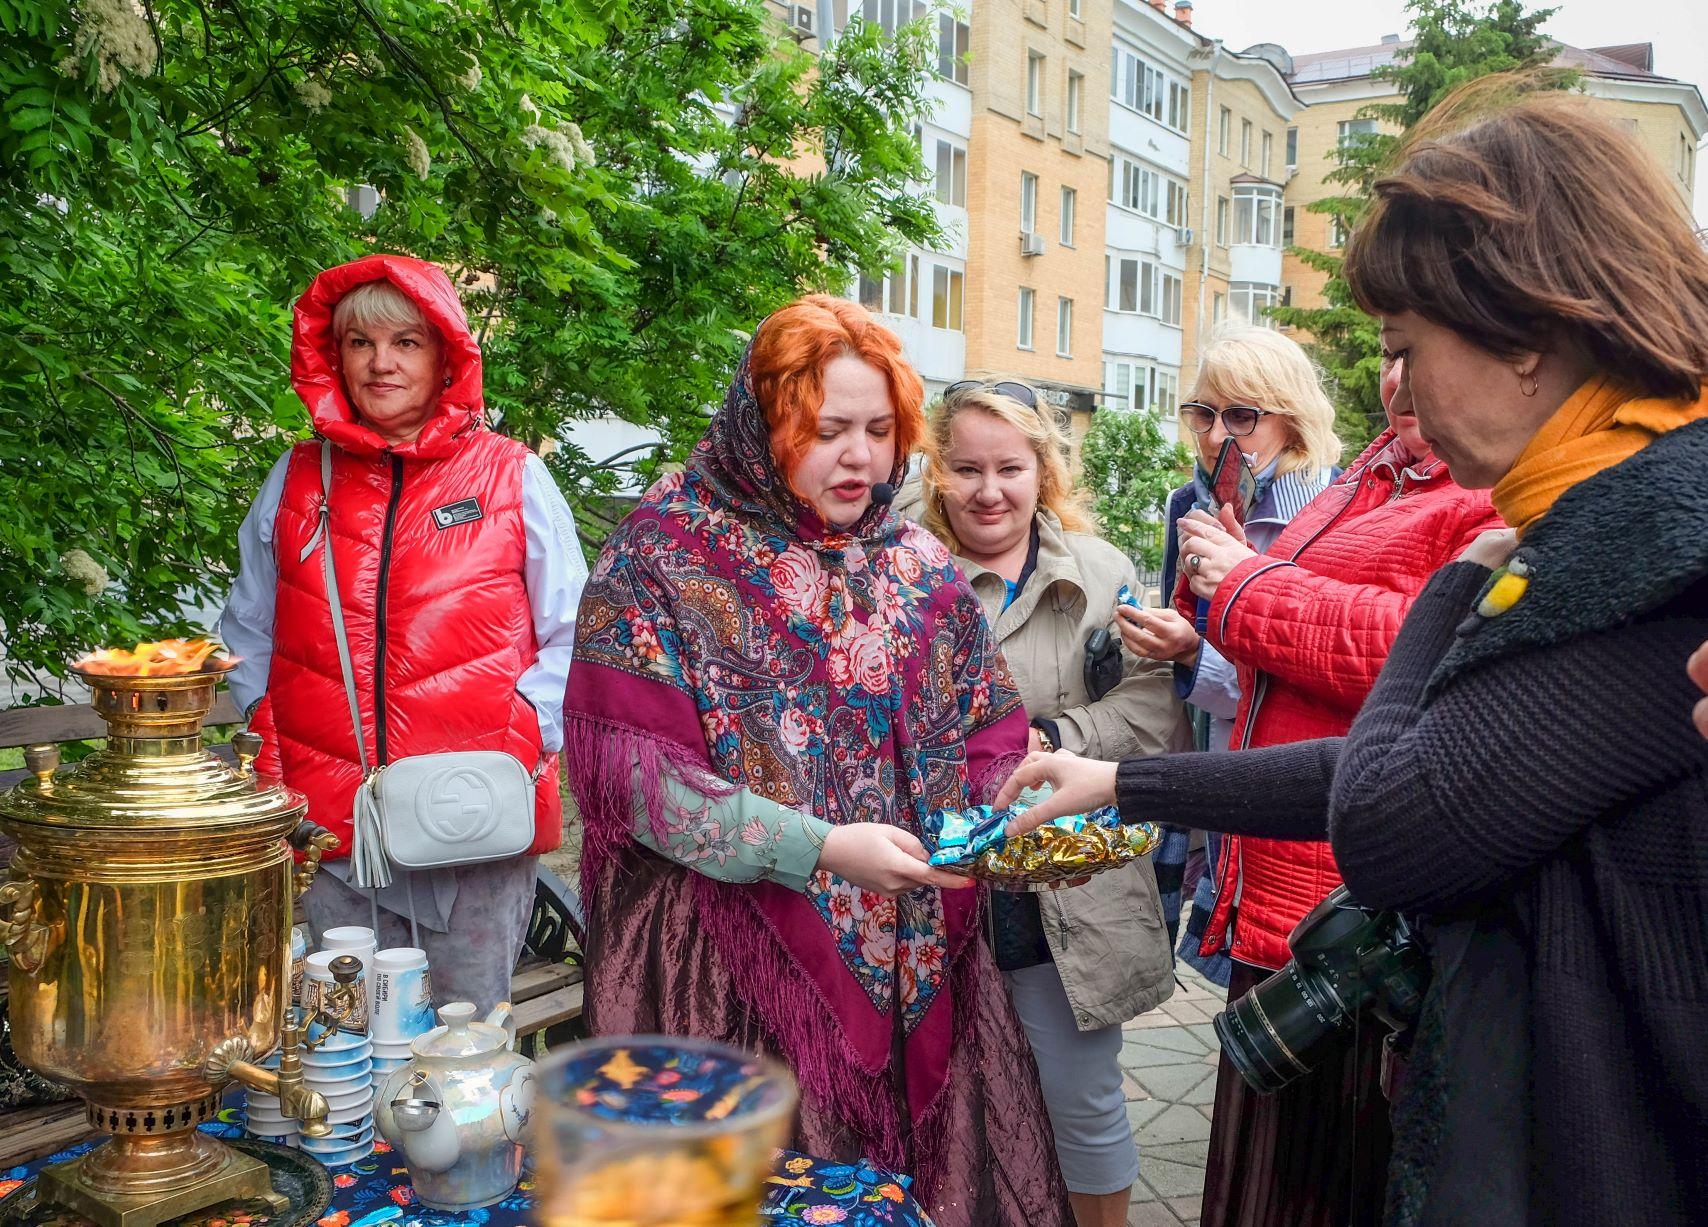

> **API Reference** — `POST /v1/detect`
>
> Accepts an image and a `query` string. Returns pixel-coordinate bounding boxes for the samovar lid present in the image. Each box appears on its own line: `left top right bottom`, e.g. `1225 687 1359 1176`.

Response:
0 666 306 833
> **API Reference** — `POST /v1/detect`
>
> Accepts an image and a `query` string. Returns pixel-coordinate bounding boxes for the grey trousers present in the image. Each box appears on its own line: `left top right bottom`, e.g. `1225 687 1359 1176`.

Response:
301 856 538 1015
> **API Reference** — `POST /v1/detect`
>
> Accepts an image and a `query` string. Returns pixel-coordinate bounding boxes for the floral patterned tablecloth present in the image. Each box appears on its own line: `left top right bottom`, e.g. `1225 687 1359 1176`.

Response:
0 1115 935 1227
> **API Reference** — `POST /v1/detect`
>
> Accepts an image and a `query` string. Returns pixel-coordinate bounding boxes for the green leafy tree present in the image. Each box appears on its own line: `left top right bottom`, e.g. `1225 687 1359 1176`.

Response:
0 0 940 689
1079 410 1190 570
1269 0 1569 450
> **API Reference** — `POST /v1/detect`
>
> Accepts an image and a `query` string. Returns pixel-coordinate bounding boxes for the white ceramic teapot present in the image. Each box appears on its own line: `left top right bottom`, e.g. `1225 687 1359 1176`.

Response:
374 1002 535 1212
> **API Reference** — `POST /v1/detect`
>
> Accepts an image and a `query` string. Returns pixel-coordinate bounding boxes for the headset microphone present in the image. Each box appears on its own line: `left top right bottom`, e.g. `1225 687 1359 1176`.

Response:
871 482 896 506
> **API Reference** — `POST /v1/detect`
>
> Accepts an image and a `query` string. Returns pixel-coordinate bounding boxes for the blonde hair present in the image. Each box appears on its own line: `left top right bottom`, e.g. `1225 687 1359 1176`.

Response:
332 279 433 340
920 380 1096 554
1191 326 1341 472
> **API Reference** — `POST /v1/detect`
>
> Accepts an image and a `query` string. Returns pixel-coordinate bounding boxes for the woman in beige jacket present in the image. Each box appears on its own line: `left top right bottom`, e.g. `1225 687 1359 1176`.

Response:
905 380 1190 1227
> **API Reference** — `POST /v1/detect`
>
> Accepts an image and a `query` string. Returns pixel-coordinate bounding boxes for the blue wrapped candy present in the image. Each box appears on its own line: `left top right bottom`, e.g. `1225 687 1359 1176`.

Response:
1116 582 1143 612
923 800 1156 887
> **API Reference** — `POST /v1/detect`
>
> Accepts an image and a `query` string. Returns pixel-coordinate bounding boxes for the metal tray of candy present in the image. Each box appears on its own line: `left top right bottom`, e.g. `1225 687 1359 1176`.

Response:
926 804 1162 892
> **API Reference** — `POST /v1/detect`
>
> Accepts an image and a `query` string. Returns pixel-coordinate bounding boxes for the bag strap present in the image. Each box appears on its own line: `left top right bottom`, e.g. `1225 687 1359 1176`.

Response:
311 440 393 898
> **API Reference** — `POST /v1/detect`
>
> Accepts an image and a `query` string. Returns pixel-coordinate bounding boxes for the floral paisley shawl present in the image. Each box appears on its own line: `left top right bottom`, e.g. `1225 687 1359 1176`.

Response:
565 339 1026 1147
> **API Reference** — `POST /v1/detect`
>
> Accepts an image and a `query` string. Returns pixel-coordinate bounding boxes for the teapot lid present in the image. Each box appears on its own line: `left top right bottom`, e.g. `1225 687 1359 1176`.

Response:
411 1002 510 1060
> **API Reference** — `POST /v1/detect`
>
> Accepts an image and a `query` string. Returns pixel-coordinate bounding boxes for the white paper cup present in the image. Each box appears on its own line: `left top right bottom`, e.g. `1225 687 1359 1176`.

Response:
305 950 371 1035
325 1101 375 1125
370 948 435 1044
299 1138 372 1166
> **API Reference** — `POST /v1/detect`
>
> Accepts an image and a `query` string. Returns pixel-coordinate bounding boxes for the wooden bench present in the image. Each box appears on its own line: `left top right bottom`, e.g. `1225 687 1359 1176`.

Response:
0 697 589 1167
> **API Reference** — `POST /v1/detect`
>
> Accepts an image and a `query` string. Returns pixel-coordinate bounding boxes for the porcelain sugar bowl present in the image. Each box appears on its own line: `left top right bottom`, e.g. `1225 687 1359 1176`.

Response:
374 1002 535 1211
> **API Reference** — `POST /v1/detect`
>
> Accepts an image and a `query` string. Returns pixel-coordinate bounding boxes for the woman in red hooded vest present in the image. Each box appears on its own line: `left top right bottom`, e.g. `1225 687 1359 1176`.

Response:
221 255 586 1011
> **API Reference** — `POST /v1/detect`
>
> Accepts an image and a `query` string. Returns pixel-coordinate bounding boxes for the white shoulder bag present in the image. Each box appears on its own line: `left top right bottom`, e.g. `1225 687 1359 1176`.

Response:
307 441 536 889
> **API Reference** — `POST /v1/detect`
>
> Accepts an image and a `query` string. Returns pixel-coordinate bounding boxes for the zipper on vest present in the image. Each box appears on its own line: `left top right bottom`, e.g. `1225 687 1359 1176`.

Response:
373 454 405 764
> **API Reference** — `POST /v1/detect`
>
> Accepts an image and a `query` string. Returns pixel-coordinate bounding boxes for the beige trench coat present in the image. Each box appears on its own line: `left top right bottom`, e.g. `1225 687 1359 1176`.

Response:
956 511 1191 1029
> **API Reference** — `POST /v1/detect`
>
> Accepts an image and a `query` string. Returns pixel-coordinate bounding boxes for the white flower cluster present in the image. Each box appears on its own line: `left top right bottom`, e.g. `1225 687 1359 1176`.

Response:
59 549 109 598
457 58 482 92
521 121 595 172
403 127 431 180
295 77 333 113
59 0 157 93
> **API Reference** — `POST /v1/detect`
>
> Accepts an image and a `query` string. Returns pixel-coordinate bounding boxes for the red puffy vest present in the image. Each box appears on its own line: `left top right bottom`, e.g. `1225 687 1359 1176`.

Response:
249 255 562 860
1177 432 1501 968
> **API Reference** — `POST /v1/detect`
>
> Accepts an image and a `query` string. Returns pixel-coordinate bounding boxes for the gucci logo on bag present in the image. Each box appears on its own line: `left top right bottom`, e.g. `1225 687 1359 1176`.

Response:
419 766 505 844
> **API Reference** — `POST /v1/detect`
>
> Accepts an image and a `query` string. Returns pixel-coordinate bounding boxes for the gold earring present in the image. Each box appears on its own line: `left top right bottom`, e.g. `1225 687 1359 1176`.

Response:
1519 372 1539 398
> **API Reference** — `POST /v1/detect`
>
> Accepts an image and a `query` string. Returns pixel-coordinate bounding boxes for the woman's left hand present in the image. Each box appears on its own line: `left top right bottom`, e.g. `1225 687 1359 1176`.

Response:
993 750 1119 836
1177 506 1257 601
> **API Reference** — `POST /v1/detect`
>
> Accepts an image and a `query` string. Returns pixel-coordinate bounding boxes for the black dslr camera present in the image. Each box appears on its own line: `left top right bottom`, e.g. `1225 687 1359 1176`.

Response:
1213 886 1429 1094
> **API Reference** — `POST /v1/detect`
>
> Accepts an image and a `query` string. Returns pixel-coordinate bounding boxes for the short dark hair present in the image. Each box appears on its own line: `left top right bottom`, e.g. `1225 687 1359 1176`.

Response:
1345 74 1708 401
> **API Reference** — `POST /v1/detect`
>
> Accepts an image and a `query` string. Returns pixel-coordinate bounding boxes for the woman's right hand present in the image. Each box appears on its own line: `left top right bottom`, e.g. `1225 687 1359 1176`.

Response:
994 751 1119 835
1116 604 1200 666
818 824 975 896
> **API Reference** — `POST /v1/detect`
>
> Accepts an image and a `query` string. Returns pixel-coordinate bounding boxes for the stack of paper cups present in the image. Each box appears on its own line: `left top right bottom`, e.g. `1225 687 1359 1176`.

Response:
288 925 309 1010
318 927 378 1034
370 948 433 1079
244 1052 299 1147
298 1024 375 1166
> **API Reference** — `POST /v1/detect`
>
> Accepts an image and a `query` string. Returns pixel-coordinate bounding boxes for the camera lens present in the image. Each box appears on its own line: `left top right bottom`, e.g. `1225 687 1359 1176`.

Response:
1214 962 1357 1094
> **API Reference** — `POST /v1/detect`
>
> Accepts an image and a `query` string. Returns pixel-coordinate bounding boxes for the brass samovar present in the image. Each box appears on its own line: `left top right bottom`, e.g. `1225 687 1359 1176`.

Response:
0 661 347 1226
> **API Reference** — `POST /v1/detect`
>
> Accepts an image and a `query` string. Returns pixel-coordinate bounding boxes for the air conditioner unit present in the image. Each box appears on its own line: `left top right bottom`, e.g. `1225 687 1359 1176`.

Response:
1020 231 1045 257
787 4 815 33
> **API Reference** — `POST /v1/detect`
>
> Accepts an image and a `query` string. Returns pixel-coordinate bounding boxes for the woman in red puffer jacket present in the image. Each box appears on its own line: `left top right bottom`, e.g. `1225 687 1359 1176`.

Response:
1168 356 1502 1227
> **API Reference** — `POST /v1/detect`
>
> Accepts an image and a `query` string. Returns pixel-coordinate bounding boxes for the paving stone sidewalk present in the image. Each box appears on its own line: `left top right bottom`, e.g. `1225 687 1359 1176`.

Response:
1121 964 1227 1227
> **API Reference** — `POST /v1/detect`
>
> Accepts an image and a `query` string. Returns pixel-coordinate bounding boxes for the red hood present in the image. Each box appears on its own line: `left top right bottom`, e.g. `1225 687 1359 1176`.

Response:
291 255 484 460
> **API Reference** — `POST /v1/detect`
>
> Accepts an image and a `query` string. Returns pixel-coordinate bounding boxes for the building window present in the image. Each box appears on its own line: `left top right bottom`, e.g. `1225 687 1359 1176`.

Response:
1167 180 1189 228
1330 214 1349 248
1218 106 1230 156
1282 205 1295 246
1020 172 1039 235
1215 196 1229 246
1337 117 1379 146
934 139 967 207
1110 42 1188 133
861 0 925 35
1285 125 1298 168
932 265 964 330
1105 253 1174 318
1230 281 1280 328
1027 52 1045 116
1018 287 1036 349
1067 70 1084 134
1232 182 1283 247
1102 360 1181 418
1261 131 1273 179
1060 186 1077 247
937 15 970 85
860 265 914 317
1057 297 1073 357
1156 369 1178 417
1069 0 1080 17
1212 292 1226 325
1111 153 1188 225
1240 119 1252 168
858 273 883 311
1681 132 1692 181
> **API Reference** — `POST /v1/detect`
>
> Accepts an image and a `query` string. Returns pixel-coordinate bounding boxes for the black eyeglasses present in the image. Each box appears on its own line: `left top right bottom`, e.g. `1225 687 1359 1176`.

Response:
1179 402 1277 437
944 380 1039 409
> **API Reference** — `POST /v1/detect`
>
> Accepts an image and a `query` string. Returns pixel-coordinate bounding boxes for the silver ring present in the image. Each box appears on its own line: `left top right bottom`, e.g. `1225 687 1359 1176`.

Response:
1187 553 1204 575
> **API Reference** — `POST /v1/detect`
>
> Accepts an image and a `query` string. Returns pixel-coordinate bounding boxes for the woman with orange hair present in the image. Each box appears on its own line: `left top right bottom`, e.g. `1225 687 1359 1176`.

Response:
564 296 1070 1224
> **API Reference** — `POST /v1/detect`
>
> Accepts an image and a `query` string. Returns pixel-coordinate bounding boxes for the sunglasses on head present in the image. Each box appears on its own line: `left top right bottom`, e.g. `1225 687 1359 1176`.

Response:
944 380 1039 409
1178 402 1276 437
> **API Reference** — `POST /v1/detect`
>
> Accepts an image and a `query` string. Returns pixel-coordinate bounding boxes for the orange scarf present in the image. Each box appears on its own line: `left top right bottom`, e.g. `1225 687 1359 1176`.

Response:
1492 374 1708 537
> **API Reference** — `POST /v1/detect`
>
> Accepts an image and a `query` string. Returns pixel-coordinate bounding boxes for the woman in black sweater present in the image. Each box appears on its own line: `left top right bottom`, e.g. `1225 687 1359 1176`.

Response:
1000 80 1708 1226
